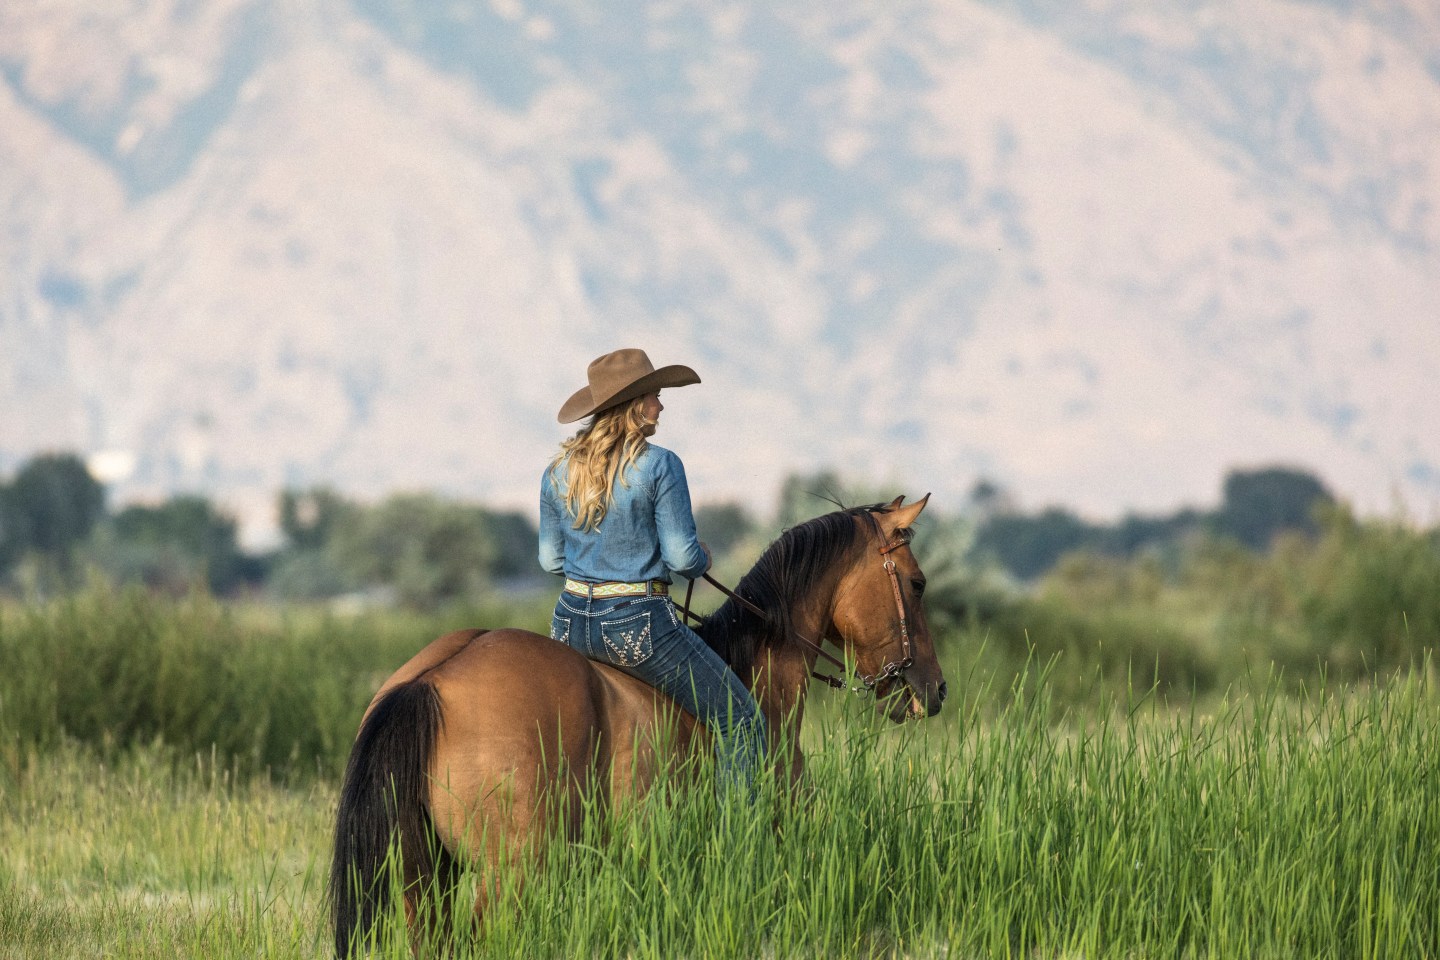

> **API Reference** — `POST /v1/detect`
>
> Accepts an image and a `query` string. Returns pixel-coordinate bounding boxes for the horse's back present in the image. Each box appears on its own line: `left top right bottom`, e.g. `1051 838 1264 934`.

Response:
397 628 696 851
424 630 597 776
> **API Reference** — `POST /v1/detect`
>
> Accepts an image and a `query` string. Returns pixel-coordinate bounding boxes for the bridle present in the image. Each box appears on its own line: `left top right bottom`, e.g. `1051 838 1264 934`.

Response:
680 531 916 697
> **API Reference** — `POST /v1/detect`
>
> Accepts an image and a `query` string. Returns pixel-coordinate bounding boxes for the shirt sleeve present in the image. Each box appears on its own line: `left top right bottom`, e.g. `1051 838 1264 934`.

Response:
537 467 567 577
652 450 709 580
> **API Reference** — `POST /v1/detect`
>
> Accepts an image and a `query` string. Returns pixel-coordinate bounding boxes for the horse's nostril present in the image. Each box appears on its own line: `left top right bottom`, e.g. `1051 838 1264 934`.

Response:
937 681 948 703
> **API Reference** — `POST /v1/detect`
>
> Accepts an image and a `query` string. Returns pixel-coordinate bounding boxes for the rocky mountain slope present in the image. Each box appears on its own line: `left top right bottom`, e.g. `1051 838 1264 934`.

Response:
2 0 1437 542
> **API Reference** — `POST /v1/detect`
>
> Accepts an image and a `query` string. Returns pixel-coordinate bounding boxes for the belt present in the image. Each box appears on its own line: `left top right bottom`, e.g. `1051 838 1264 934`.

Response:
564 579 669 598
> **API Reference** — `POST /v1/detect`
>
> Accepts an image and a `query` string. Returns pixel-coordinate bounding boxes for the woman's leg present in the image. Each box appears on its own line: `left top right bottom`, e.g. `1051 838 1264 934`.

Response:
591 597 766 791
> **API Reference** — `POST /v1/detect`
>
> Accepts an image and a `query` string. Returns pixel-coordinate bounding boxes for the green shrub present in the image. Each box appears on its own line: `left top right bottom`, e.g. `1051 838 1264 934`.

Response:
952 503 1440 700
1290 506 1440 674
0 586 551 781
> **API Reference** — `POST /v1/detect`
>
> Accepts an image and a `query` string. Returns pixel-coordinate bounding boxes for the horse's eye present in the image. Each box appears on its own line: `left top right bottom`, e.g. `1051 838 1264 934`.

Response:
911 578 926 597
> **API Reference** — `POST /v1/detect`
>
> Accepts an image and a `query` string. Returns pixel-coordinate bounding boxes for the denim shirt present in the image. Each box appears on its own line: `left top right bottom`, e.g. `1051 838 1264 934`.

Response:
538 444 708 584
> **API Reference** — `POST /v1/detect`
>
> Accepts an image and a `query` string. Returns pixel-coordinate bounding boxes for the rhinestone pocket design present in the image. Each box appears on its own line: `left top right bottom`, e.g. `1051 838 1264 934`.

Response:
602 613 653 666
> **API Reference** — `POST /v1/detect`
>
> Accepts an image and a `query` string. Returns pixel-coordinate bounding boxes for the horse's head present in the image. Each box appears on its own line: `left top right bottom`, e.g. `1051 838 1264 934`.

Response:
830 495 946 723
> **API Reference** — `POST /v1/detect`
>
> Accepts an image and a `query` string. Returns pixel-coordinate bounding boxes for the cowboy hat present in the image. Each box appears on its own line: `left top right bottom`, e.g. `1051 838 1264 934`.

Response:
557 348 701 424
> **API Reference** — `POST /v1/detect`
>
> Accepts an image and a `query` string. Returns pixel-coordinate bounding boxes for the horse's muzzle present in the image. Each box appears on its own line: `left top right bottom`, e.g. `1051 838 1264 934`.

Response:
887 673 945 721
911 679 946 718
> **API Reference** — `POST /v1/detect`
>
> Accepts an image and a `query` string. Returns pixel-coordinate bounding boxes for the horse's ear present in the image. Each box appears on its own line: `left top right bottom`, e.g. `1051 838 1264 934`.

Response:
882 493 930 533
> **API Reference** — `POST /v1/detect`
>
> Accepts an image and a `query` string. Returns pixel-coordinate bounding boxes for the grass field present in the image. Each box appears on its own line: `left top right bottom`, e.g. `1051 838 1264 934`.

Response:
3 613 1436 959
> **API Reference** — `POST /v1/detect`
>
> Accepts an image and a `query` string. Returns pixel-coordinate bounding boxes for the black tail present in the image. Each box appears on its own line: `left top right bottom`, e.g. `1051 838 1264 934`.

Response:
330 679 448 958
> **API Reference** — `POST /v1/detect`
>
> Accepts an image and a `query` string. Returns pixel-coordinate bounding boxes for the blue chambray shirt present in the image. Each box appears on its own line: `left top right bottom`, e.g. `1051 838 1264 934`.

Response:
538 443 709 584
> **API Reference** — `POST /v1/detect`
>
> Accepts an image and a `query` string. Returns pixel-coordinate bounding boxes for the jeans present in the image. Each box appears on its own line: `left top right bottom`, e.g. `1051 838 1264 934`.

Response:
550 592 766 791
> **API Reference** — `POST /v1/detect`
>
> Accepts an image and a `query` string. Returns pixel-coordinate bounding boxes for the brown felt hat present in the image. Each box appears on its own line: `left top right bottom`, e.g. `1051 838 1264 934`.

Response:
557 348 701 424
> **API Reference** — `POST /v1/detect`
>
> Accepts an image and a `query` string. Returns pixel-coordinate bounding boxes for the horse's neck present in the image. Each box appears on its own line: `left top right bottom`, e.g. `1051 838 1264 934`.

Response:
747 588 837 783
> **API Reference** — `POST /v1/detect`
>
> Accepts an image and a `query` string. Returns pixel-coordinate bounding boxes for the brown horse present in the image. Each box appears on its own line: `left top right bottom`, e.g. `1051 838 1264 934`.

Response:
329 496 945 956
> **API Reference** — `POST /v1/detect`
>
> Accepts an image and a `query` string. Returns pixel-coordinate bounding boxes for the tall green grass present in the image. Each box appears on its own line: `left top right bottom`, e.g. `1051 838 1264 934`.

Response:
3 580 1437 957
6 664 1433 959
0 741 330 959
0 586 552 781
448 665 1439 959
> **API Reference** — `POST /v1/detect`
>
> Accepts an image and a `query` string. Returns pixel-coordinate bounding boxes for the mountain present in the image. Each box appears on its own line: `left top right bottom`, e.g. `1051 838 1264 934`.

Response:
3 0 1438 544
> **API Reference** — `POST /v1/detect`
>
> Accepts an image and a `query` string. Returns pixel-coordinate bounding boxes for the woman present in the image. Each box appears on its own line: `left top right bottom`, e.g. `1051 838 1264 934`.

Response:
539 348 766 790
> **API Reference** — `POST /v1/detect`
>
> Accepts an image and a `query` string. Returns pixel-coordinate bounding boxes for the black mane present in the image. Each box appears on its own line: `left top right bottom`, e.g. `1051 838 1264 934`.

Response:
695 503 894 678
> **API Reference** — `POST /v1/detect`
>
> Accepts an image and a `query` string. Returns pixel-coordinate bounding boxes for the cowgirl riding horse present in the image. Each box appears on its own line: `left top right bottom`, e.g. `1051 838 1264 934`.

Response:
329 348 945 955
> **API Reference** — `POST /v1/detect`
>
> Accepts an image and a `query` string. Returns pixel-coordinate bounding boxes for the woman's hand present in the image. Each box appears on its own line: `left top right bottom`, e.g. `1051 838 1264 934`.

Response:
700 542 713 573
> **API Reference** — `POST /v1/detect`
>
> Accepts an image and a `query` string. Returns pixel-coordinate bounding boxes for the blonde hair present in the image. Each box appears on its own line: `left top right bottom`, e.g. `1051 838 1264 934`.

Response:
549 395 651 531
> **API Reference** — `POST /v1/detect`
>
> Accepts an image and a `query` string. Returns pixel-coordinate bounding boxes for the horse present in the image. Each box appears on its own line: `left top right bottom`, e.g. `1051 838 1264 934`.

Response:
329 495 946 956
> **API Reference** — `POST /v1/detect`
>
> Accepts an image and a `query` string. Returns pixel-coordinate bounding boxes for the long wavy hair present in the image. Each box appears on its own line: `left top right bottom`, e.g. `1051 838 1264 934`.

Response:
549 395 652 531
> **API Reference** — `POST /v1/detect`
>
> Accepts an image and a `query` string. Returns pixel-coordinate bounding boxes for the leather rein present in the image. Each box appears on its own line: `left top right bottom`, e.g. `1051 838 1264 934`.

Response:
678 533 915 697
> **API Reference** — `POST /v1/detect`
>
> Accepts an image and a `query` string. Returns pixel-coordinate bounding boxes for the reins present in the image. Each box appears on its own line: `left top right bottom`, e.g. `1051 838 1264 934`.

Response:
679 533 915 696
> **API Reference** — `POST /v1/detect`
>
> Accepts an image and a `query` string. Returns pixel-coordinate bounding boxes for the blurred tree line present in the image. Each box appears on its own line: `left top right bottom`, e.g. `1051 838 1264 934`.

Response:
970 467 1335 580
0 453 1417 629
267 487 537 607
0 453 535 607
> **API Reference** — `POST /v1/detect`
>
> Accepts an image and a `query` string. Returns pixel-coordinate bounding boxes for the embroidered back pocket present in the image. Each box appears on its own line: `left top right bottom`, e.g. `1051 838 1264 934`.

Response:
600 610 653 666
